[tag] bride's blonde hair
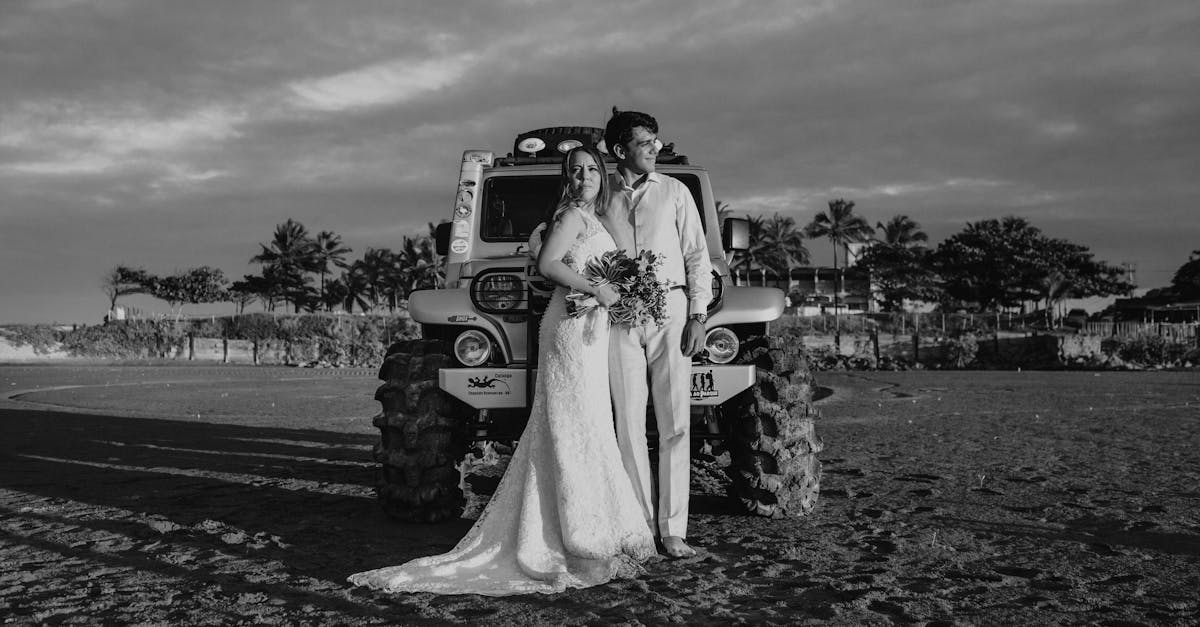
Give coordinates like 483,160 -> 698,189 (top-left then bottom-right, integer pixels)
550,146 -> 611,225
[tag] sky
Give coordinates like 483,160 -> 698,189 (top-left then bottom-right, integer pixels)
2,0 -> 1198,323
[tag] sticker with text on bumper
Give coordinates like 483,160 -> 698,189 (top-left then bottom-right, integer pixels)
439,365 -> 755,409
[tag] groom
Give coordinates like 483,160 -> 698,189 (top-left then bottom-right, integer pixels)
605,109 -> 712,559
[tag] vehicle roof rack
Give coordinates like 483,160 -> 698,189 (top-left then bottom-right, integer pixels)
496,126 -> 689,167
494,152 -> 689,167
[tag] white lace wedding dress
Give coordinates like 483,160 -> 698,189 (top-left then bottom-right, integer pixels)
348,207 -> 656,596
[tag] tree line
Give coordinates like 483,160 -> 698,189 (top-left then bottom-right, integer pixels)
723,199 -> 1145,320
104,219 -> 441,317
105,203 -> 1198,322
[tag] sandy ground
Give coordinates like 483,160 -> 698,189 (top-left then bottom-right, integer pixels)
1,364 -> 1198,626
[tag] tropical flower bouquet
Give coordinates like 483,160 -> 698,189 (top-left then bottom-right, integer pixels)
566,249 -> 671,327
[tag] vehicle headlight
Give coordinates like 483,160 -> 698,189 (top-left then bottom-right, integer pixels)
472,273 -> 525,313
704,327 -> 739,364
453,330 -> 492,366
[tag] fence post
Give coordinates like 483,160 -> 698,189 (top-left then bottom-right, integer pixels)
188,334 -> 194,360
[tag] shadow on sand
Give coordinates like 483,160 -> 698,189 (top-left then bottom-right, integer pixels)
0,406 -> 491,618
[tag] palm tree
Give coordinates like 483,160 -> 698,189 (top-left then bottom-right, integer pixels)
313,230 -> 353,311
319,275 -> 350,313
761,213 -> 809,286
737,214 -> 769,285
251,219 -> 318,312
396,234 -> 443,295
875,215 -> 929,250
351,248 -> 395,312
1039,270 -> 1074,328
340,268 -> 373,314
252,219 -> 316,270
804,199 -> 873,345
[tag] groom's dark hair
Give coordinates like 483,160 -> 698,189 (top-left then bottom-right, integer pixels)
604,107 -> 658,154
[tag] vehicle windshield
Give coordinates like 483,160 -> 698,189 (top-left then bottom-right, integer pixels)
481,173 -> 706,242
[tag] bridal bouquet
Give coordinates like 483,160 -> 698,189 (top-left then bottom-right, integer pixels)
566,249 -> 671,327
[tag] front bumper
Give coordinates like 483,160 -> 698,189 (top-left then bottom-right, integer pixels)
439,364 -> 756,409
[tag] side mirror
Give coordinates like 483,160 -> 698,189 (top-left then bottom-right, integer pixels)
721,217 -> 749,252
434,222 -> 451,256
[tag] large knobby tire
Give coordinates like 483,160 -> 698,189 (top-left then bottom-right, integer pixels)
371,339 -> 472,523
724,334 -> 824,517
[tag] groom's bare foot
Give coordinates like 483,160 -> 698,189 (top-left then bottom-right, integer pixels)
662,536 -> 696,558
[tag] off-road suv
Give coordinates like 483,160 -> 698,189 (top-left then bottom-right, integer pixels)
371,127 -> 822,522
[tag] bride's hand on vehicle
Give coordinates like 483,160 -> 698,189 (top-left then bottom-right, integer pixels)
593,284 -> 620,307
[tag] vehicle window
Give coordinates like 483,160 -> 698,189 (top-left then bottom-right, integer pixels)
481,172 -> 707,242
482,175 -> 561,242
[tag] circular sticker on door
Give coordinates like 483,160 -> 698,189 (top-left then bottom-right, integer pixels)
450,239 -> 469,254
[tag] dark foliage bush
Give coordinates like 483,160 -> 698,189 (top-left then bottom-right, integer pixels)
0,325 -> 64,354
58,321 -> 187,358
221,313 -> 280,341
211,314 -> 416,366
191,318 -> 224,339
4,314 -> 418,366
1109,335 -> 1189,366
944,334 -> 979,368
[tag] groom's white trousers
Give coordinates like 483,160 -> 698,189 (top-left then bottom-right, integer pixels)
609,288 -> 690,538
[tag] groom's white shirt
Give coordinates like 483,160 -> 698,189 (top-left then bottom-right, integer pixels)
611,172 -> 713,315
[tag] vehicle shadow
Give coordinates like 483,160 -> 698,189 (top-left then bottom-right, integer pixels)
0,406 -> 473,583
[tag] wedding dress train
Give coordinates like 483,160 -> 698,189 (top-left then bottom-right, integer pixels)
348,208 -> 656,596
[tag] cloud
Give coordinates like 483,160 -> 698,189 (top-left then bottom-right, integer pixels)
288,54 -> 479,111
0,102 -> 245,178
731,179 -> 1012,215
0,155 -> 113,176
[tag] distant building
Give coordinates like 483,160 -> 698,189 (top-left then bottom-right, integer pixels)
1111,296 -> 1200,322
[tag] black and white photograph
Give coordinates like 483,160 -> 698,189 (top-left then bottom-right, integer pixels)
2,1 -> 1198,624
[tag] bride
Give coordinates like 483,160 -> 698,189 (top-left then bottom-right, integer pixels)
348,146 -> 657,596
